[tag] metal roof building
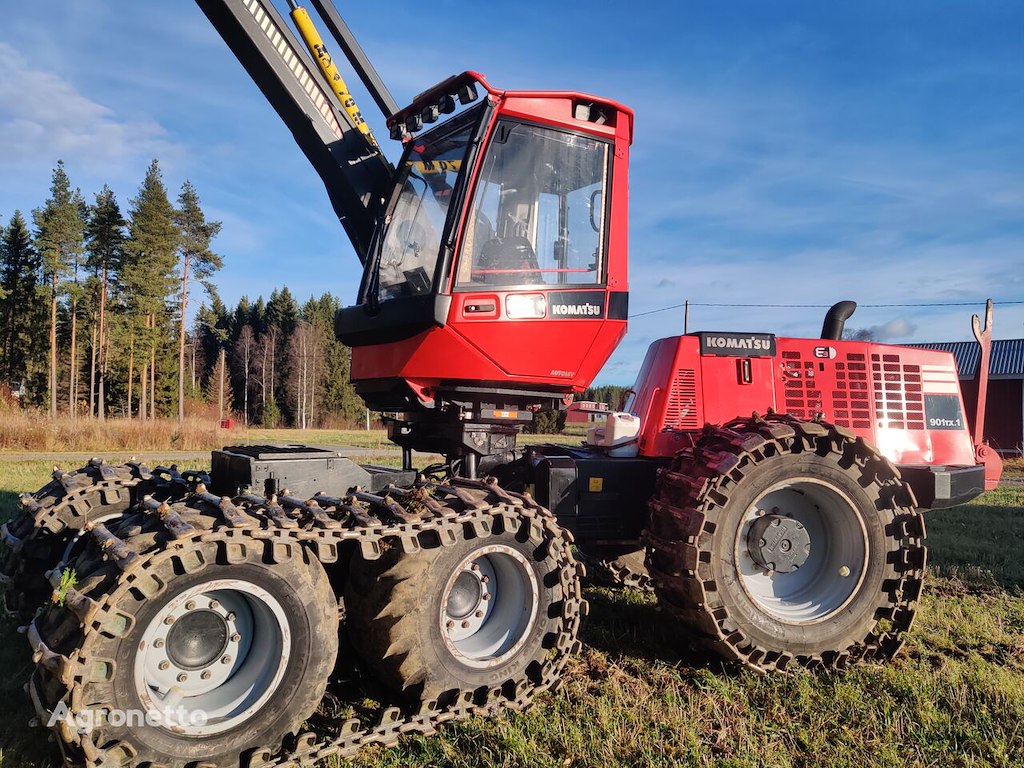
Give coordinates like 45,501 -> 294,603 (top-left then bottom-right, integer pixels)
910,339 -> 1024,456
910,339 -> 1024,378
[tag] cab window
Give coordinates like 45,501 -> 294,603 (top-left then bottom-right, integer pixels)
456,122 -> 609,289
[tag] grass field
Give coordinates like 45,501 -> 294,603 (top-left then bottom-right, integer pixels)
0,461 -> 1021,767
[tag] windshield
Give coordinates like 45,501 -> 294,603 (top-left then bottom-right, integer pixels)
456,122 -> 610,289
370,121 -> 475,302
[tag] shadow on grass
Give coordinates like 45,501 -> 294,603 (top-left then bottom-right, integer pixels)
926,496 -> 1024,588
0,615 -> 58,767
0,489 -> 21,526
579,586 -> 737,675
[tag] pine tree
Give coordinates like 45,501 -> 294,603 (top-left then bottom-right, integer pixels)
266,287 -> 300,422
122,160 -> 179,419
0,211 -> 42,387
196,293 -> 230,385
85,186 -> 126,419
174,181 -> 222,423
34,161 -> 86,416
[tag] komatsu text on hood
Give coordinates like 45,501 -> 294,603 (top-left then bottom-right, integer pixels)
696,332 -> 777,357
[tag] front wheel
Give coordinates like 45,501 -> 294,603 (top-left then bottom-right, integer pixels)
645,415 -> 926,672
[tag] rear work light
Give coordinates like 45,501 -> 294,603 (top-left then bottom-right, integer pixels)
505,294 -> 547,319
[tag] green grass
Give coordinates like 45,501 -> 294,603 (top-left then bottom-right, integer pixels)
0,464 -> 1021,767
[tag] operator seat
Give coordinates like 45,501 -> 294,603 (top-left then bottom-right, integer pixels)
473,235 -> 543,285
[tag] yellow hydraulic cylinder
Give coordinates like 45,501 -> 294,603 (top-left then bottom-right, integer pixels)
288,3 -> 379,149
410,159 -> 462,175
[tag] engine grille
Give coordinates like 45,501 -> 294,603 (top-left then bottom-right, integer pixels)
835,353 -> 872,429
781,351 -> 819,421
665,368 -> 699,429
871,353 -> 925,430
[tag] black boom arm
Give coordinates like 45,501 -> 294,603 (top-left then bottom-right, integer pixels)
195,0 -> 394,263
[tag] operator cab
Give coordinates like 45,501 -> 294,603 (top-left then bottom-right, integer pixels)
336,72 -> 634,416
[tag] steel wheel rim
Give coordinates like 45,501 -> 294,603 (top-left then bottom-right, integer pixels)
735,477 -> 869,624
133,579 -> 290,735
439,545 -> 539,669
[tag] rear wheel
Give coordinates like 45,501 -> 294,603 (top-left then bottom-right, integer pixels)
31,517 -> 338,768
645,415 -> 926,671
345,507 -> 573,702
1,461 -> 187,616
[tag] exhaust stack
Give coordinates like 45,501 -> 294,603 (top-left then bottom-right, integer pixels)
821,300 -> 857,340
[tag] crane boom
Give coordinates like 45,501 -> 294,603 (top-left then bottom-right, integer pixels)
195,0 -> 393,262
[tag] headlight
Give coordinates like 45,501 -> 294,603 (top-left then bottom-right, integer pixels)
505,294 -> 547,319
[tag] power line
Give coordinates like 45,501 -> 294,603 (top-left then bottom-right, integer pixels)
630,300 -> 1024,319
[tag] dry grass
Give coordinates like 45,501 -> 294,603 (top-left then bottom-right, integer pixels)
0,412 -> 230,452
0,413 -> 580,454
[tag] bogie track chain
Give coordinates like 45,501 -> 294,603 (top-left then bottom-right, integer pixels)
1,460 -> 202,615
25,474 -> 586,767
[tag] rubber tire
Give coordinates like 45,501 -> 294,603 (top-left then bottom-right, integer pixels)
705,453 -> 897,655
36,525 -> 338,768
345,519 -> 563,702
646,415 -> 926,671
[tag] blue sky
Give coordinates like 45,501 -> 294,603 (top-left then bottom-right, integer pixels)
1,0 -> 1021,384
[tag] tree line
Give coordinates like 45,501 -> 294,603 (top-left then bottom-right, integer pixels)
0,159 -> 366,428
1,159 -> 220,422
192,287 -> 366,428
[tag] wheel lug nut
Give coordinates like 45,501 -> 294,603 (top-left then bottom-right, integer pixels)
158,661 -> 170,671
470,563 -> 480,572
480,575 -> 489,584
185,600 -> 196,611
446,620 -> 455,629
461,620 -> 470,628
482,593 -> 491,601
201,670 -> 212,680
475,610 -> 484,618
177,673 -> 188,683
230,633 -> 241,643
153,638 -> 165,648
209,599 -> 220,610
163,615 -> 175,625
226,612 -> 236,622
221,655 -> 232,665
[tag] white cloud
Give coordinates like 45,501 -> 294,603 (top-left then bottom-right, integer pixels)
0,42 -> 178,176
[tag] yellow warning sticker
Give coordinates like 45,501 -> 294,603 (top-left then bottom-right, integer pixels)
588,477 -> 604,493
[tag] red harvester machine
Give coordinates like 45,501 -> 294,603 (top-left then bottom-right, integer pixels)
3,1 -> 1002,765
